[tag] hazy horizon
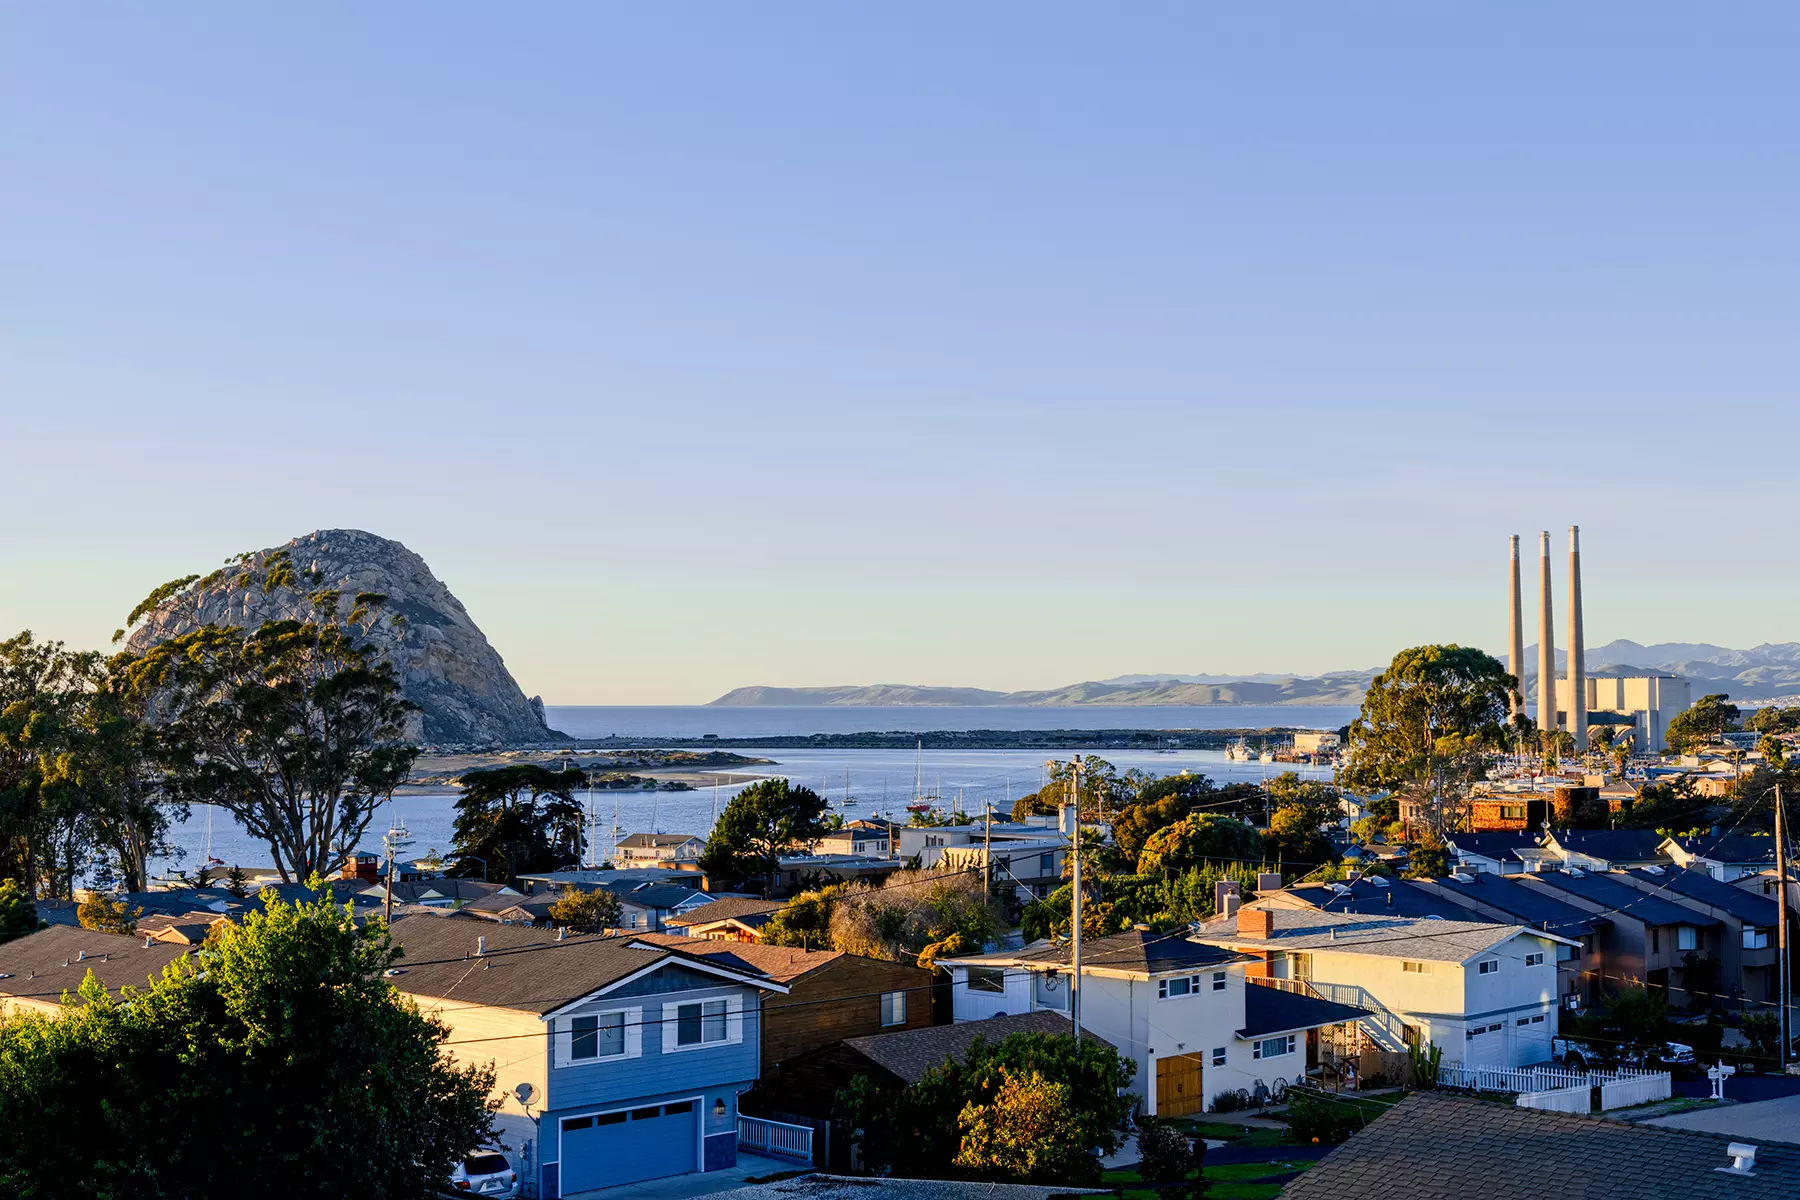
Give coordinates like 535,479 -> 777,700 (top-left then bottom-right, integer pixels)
5,6 -> 1797,704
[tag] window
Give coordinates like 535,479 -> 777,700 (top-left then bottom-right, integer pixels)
562,1117 -> 593,1132
663,1101 -> 694,1115
1525,952 -> 1544,967
1517,1017 -> 1531,1026
562,1010 -> 633,1065
1211,1047 -> 1227,1066
1478,960 -> 1499,975
1158,975 -> 1197,999
1651,928 -> 1660,953
1744,927 -> 1771,950
1402,961 -> 1431,975
595,1111 -> 625,1126
676,999 -> 730,1047
631,1106 -> 662,1120
1211,971 -> 1226,992
1253,1035 -> 1295,1060
881,990 -> 906,1027
1499,805 -> 1525,821
1289,953 -> 1312,980
1039,853 -> 1053,874
1677,926 -> 1698,952
1531,1014 -> 1545,1024
968,967 -> 1006,994
465,1154 -> 510,1175
571,1015 -> 599,1060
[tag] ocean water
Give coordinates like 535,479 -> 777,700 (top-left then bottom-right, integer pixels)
152,745 -> 1333,879
542,704 -> 1357,740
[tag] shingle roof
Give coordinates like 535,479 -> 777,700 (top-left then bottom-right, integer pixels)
0,926 -> 192,1004
1197,908 -> 1545,962
632,932 -> 843,984
601,882 -> 708,911
664,897 -> 786,928
1547,828 -> 1672,864
1671,833 -> 1783,865
843,1011 -> 1112,1084
1446,832 -> 1545,860
1285,878 -> 1490,923
1278,1091 -> 1800,1200
1525,870 -> 1721,929
1007,927 -> 1242,975
1239,985 -> 1369,1038
1629,867 -> 1781,926
1426,873 -> 1611,938
617,833 -> 701,848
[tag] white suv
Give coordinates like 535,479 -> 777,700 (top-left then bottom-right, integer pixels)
450,1150 -> 518,1197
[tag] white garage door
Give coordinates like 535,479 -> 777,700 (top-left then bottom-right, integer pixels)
1514,1012 -> 1553,1065
1466,1021 -> 1508,1068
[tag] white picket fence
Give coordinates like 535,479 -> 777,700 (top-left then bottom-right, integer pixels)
1601,1073 -> 1671,1109
1517,1084 -> 1591,1114
739,1115 -> 814,1163
1439,1063 -> 1666,1096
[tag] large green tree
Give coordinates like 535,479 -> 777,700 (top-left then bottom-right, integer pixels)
124,588 -> 417,883
699,778 -> 830,893
840,1030 -> 1135,1185
450,764 -> 587,883
0,888 -> 494,1198
1136,813 -> 1265,875
1665,694 -> 1741,755
1339,645 -> 1512,839
830,869 -> 1001,968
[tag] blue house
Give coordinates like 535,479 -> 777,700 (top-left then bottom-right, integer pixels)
389,919 -> 788,1197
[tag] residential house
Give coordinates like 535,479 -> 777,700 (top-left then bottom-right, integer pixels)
0,927 -> 191,1017
614,833 -> 706,867
633,933 -> 934,1070
360,878 -> 521,911
814,820 -> 894,858
388,918 -> 789,1198
1621,865 -> 1782,1005
1660,832 -> 1783,882
665,898 -> 788,943
1539,828 -> 1670,872
1259,876 -> 1489,923
1412,872 -> 1611,1009
938,927 -> 1367,1116
1516,868 -> 1721,1004
600,882 -> 715,932
137,912 -> 229,945
519,868 -> 702,893
463,894 -> 560,925
767,854 -> 902,897
1445,832 -> 1556,876
1194,907 -> 1572,1068
1279,1091 -> 1800,1200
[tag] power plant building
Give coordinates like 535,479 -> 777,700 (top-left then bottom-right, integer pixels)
1554,674 -> 1691,753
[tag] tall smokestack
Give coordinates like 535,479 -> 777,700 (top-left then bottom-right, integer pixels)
1536,531 -> 1556,735
1567,525 -> 1586,752
1508,535 -> 1525,717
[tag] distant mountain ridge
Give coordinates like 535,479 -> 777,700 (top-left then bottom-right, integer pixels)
712,641 -> 1800,706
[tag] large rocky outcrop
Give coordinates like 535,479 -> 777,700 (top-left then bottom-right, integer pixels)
124,529 -> 558,747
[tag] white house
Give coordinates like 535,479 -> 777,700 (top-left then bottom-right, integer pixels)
613,833 -> 706,866
936,927 -> 1368,1116
1193,907 -> 1574,1069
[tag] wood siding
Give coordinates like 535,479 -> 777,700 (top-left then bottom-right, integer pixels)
764,957 -> 935,1067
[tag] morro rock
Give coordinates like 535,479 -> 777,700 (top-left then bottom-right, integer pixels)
124,529 -> 557,747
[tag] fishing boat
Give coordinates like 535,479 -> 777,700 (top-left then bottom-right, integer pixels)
1225,739 -> 1256,762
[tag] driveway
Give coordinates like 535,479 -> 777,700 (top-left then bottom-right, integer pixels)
562,1152 -> 799,1200
1673,1073 -> 1800,1103
1644,1093 -> 1800,1145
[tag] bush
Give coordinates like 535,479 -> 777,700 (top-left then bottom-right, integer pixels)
1282,1090 -> 1363,1145
1135,1116 -> 1205,1200
1210,1089 -> 1249,1113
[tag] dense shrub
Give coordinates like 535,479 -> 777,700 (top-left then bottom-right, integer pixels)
1283,1090 -> 1364,1145
1210,1089 -> 1250,1113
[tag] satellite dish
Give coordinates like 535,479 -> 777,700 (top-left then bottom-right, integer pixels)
514,1082 -> 539,1106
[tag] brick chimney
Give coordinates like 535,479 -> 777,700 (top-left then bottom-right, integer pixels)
1239,907 -> 1274,940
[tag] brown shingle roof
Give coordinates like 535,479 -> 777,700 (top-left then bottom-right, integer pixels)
0,926 -> 192,1004
665,897 -> 786,928
1279,1092 -> 1800,1200
843,1012 -> 1112,1085
633,932 -> 842,984
387,917 -> 784,1014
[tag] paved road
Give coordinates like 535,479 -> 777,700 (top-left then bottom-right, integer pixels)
1645,1093 -> 1800,1144
1204,1144 -> 1335,1167
1673,1073 -> 1800,1103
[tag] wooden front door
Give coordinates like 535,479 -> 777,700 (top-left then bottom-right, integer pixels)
1155,1053 -> 1205,1117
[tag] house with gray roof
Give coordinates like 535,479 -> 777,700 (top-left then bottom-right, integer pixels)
1541,828 -> 1671,871
0,926 -> 193,1017
1280,1090 -> 1800,1200
938,927 -> 1368,1116
1195,907 -> 1575,1068
1623,865 -> 1781,1006
1662,832 -> 1786,881
665,897 -> 788,942
1517,868 -> 1723,1006
1261,875 -> 1489,923
1411,871 -> 1611,1010
388,918 -> 790,1198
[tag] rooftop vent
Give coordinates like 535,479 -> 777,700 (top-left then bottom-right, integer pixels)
1451,872 -> 1476,884
1371,877 -> 1391,888
1328,883 -> 1350,895
1717,1143 -> 1758,1176
476,936 -> 487,957
1567,867 -> 1586,878
1643,865 -> 1665,875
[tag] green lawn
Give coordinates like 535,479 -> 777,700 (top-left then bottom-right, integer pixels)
1103,1158 -> 1311,1200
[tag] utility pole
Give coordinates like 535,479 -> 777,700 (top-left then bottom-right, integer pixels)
1777,783 -> 1791,1071
382,819 -> 412,925
983,800 -> 993,902
1070,755 -> 1084,1042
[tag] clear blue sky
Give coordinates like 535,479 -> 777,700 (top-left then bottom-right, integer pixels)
3,5 -> 1796,703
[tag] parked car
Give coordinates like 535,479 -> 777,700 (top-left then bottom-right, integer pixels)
1552,1036 -> 1696,1078
449,1149 -> 518,1197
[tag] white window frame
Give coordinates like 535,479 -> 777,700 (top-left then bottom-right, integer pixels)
661,994 -> 744,1054
1211,970 -> 1227,992
1744,927 -> 1771,950
967,967 -> 1007,994
1157,974 -> 1201,1000
1253,1035 -> 1295,1060
1524,952 -> 1544,967
1477,959 -> 1499,975
880,990 -> 906,1027
1210,1046 -> 1226,1066
1677,926 -> 1698,952
554,1006 -> 642,1068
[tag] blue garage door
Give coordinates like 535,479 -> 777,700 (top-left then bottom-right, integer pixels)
561,1101 -> 697,1192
